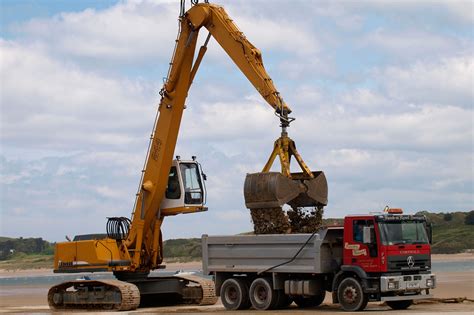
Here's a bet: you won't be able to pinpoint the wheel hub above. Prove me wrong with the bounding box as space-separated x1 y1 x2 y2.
255 285 268 303
343 286 357 304
225 287 238 303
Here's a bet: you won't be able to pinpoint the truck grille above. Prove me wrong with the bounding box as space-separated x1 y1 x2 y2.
387 254 430 271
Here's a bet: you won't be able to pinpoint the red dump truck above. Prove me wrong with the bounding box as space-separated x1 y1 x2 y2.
202 209 435 311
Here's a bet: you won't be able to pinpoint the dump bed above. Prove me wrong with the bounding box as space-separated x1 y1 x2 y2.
202 227 343 275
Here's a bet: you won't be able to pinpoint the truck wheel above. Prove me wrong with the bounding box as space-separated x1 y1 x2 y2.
337 277 368 311
249 278 278 310
220 278 251 310
294 291 326 308
386 300 413 310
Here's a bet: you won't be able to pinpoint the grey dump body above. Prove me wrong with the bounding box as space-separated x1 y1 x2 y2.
202 227 343 275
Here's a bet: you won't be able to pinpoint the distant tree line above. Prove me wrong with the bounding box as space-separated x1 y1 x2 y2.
0 237 54 260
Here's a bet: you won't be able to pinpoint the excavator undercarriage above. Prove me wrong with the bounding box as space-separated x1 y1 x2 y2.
47 274 217 311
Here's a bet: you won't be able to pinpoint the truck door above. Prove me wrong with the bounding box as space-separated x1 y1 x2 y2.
344 218 381 272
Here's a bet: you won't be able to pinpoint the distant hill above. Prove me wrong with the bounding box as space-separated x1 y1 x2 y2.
0 236 54 260
416 211 474 254
1 211 472 269
162 238 201 262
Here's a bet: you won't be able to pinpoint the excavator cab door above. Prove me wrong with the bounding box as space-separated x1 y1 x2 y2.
160 159 208 215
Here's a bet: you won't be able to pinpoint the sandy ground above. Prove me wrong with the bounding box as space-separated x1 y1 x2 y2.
431 253 474 262
0 255 473 313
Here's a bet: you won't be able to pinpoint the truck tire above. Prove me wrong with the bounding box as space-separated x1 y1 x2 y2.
294 291 326 308
386 300 412 310
337 277 368 311
249 278 278 310
220 278 251 310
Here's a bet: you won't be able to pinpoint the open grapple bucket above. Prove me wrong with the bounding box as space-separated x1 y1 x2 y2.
244 132 328 234
244 171 328 209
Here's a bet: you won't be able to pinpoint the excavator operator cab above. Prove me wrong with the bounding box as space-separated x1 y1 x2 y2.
160 158 207 215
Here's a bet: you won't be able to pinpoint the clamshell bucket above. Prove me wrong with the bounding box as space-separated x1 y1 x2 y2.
244 171 328 209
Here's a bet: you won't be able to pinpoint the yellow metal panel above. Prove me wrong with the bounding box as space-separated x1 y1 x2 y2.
54 239 126 272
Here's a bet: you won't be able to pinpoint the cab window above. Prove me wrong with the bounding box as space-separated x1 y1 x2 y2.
180 163 204 204
352 219 377 257
353 220 366 242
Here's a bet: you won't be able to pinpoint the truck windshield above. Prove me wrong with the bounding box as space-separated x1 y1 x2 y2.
379 221 429 245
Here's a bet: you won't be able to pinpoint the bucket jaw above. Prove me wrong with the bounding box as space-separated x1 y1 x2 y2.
244 171 328 210
243 133 328 234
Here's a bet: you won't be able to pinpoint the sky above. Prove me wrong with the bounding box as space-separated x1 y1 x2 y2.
0 0 473 242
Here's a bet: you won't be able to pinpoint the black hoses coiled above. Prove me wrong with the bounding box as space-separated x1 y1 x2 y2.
106 217 131 240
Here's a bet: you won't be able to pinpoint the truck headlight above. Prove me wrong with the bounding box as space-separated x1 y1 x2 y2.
426 279 433 287
388 281 399 290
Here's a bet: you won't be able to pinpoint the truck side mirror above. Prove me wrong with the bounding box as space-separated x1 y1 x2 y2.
363 226 372 244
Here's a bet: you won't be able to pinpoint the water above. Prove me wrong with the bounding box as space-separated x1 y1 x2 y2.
0 260 472 286
432 260 474 272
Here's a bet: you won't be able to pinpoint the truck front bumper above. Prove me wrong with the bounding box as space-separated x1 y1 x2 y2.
380 273 436 292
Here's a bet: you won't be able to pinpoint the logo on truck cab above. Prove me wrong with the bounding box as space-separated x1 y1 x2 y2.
344 242 367 256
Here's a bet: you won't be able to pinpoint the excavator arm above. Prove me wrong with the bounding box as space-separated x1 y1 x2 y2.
125 3 296 271
52 1 326 277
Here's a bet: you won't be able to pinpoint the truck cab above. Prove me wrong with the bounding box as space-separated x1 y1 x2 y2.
337 210 436 310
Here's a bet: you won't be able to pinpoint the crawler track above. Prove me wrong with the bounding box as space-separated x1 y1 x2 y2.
176 274 218 305
48 279 140 311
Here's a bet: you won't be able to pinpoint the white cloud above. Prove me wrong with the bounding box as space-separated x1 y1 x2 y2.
180 94 278 142
15 0 179 62
346 0 474 25
379 56 474 108
228 14 320 56
364 28 464 61
443 1 474 23
0 40 155 151
295 104 472 152
95 185 124 199
215 210 248 221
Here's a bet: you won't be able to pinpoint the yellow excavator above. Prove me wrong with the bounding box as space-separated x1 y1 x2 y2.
48 1 327 311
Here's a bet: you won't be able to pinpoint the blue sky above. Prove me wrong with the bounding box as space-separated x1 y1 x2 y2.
1 0 473 242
